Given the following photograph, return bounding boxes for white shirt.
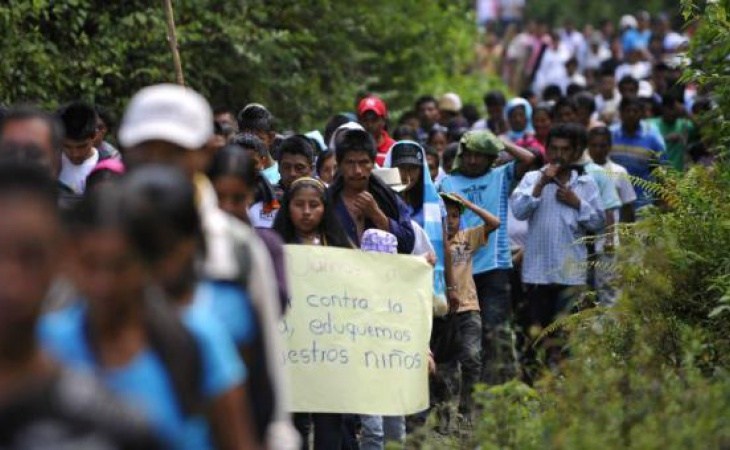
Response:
[507,205,528,250]
[411,220,435,257]
[595,92,622,124]
[533,43,571,95]
[615,61,652,82]
[584,45,611,70]
[598,159,637,206]
[58,149,99,194]
[248,201,278,229]
[560,29,587,62]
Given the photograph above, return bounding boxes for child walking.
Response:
[440,192,501,424]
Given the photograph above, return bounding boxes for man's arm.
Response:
[501,138,537,179]
[511,171,543,221]
[450,192,501,240]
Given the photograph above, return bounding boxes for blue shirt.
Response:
[192,281,257,346]
[408,197,447,229]
[511,169,605,285]
[182,297,248,397]
[622,28,651,52]
[262,162,281,185]
[440,162,515,274]
[610,123,666,208]
[38,302,245,450]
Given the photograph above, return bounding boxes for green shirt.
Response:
[648,117,697,171]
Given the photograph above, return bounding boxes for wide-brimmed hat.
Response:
[372,167,407,192]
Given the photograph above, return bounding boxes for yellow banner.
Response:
[281,245,433,415]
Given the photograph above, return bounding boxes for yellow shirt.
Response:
[448,225,488,312]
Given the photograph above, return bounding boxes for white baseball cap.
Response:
[438,92,463,113]
[619,15,638,30]
[118,84,213,150]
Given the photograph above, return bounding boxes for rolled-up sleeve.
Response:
[510,171,542,221]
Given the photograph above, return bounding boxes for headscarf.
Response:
[384,141,446,308]
[504,97,534,142]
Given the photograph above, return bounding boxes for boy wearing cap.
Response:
[357,96,395,167]
[438,93,462,127]
[441,191,500,422]
[439,130,535,384]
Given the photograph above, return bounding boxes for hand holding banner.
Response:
[281,245,433,415]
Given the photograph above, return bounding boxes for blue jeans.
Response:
[360,415,405,450]
[474,269,518,384]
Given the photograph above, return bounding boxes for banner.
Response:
[281,245,433,415]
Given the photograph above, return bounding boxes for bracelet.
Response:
[446,286,457,291]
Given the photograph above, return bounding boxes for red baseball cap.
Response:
[357,96,387,118]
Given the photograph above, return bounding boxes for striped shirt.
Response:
[511,169,605,285]
[610,123,666,208]
[440,162,515,274]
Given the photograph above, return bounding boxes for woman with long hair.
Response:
[273,176,351,449]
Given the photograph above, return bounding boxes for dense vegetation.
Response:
[0,0,499,130]
[449,1,729,449]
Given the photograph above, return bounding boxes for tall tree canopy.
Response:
[0,0,496,130]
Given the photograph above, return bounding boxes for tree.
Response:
[0,0,498,131]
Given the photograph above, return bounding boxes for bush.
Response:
[467,2,730,447]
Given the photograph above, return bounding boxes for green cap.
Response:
[452,130,504,173]
[439,192,466,213]
[459,130,504,156]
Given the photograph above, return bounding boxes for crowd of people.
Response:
[0,7,714,450]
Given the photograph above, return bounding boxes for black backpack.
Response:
[83,286,204,418]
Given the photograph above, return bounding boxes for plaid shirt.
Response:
[510,169,605,285]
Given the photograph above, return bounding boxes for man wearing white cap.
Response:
[118,84,299,450]
[438,93,463,127]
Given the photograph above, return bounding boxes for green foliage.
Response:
[682,0,730,160]
[472,381,543,450]
[525,0,679,28]
[465,162,730,448]
[0,0,500,130]
[466,2,730,447]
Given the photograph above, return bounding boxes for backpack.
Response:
[142,287,204,417]
[82,288,203,418]
[229,224,277,442]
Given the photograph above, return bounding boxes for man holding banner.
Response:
[327,128,415,255]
